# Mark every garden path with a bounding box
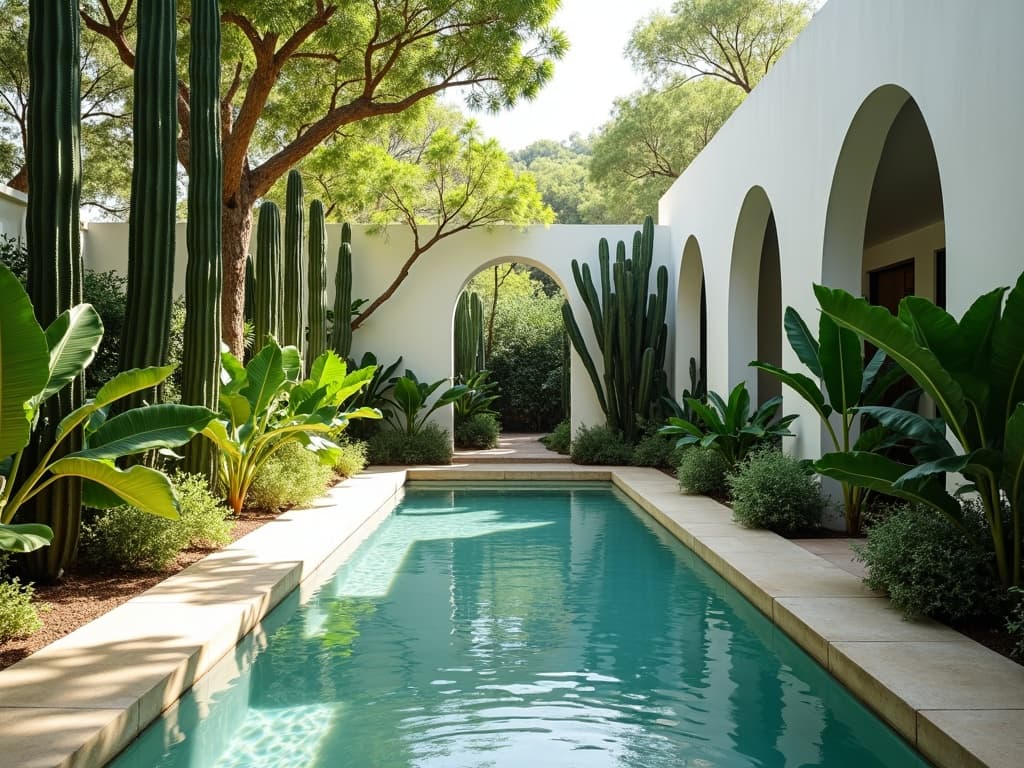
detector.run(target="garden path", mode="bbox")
[453,433,568,463]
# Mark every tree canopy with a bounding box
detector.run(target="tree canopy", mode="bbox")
[78,0,567,353]
[589,78,742,221]
[628,0,813,92]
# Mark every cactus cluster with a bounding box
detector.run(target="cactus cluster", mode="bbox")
[332,222,354,359]
[306,199,328,370]
[254,201,282,347]
[454,290,485,381]
[181,0,222,481]
[282,169,305,357]
[562,215,669,442]
[21,0,84,580]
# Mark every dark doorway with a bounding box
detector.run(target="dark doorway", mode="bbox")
[869,259,915,312]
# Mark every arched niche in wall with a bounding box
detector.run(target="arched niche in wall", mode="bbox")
[823,84,946,309]
[675,235,708,395]
[452,257,569,433]
[728,185,783,403]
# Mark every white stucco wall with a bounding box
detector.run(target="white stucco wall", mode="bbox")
[82,222,672,436]
[660,0,1024,460]
[0,184,26,240]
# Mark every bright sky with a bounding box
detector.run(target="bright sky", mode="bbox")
[460,0,671,151]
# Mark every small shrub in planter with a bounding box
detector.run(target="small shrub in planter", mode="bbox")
[247,441,335,512]
[570,424,633,465]
[541,421,570,455]
[856,501,1001,621]
[334,438,368,478]
[676,447,729,498]
[368,424,453,465]
[0,578,45,642]
[455,413,500,450]
[631,432,677,468]
[81,473,232,571]
[728,447,824,535]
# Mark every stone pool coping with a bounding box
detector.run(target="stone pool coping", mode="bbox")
[0,464,1020,767]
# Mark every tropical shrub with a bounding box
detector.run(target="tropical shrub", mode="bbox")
[160,297,187,404]
[333,438,368,478]
[343,353,402,441]
[368,424,452,465]
[660,382,797,471]
[570,425,633,465]
[0,578,44,642]
[728,447,825,535]
[453,370,500,422]
[200,339,380,513]
[814,275,1024,586]
[81,270,129,397]
[751,307,906,534]
[484,279,565,431]
[247,442,335,512]
[541,420,571,455]
[677,447,730,498]
[856,502,1001,620]
[630,431,680,469]
[0,263,215,555]
[455,413,501,450]
[382,371,466,436]
[81,473,232,571]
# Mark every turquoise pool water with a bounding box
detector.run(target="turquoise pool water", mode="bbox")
[110,484,929,767]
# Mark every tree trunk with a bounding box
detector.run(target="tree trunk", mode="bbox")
[221,196,253,357]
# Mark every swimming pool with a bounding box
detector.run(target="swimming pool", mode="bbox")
[109,483,929,767]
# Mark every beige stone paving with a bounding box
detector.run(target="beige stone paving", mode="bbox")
[3,461,1022,768]
[453,433,569,463]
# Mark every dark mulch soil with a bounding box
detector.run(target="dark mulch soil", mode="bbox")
[954,618,1019,662]
[0,507,282,671]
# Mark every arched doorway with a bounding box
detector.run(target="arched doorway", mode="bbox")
[729,186,782,402]
[824,85,946,310]
[676,235,708,397]
[452,258,569,438]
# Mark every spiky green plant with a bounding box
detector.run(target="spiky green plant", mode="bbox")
[282,169,305,357]
[454,290,485,380]
[119,0,177,408]
[306,199,328,371]
[180,0,222,481]
[253,202,281,348]
[562,216,669,442]
[332,222,353,359]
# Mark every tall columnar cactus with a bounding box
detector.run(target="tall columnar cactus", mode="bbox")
[560,329,571,420]
[562,216,669,442]
[454,290,486,380]
[119,0,177,408]
[244,255,256,325]
[21,0,83,580]
[306,199,328,371]
[181,0,222,481]
[332,222,353,359]
[254,202,282,348]
[282,169,305,357]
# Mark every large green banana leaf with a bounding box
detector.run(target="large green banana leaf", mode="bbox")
[0,264,49,459]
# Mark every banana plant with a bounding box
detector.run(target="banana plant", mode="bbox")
[453,370,500,422]
[813,276,1024,587]
[0,263,215,552]
[659,382,797,470]
[201,337,380,513]
[750,307,906,534]
[384,371,468,436]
